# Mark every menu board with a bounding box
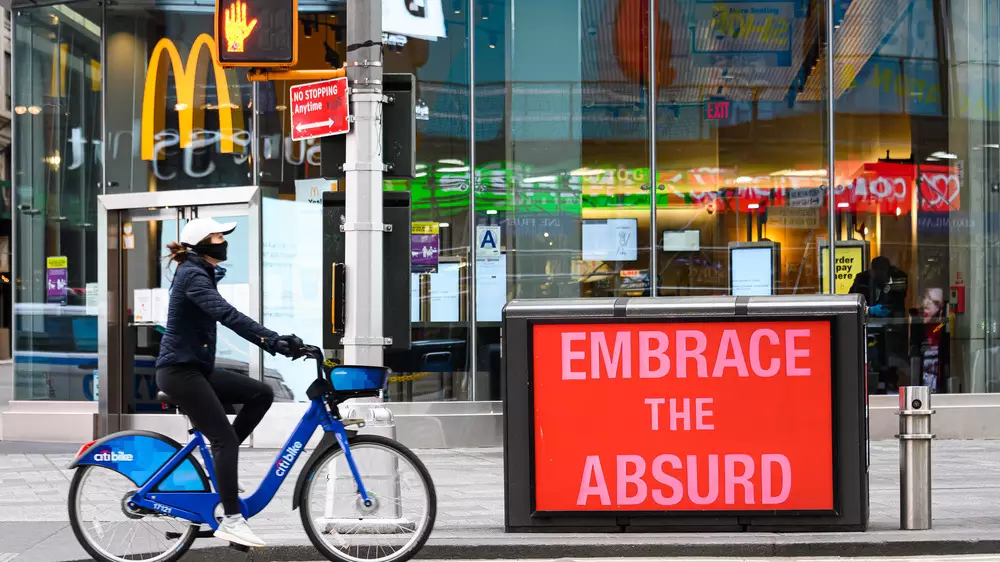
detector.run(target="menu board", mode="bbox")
[730,246,774,296]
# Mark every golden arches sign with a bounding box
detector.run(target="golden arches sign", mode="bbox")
[140,33,245,161]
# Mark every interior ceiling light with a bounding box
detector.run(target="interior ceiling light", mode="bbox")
[438,158,465,166]
[930,151,958,160]
[769,169,828,177]
[437,166,470,173]
[735,176,753,184]
[569,167,605,177]
[524,175,558,184]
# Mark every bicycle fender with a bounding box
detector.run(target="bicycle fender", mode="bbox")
[67,430,209,492]
[292,430,353,511]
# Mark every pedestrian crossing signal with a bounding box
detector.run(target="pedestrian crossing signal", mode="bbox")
[214,0,298,68]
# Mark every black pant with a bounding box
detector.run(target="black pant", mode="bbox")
[156,365,274,515]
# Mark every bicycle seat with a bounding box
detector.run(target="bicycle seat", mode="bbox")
[156,392,177,406]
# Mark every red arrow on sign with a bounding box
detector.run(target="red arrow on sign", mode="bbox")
[290,77,350,141]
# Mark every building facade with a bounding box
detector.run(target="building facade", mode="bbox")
[6,0,1000,444]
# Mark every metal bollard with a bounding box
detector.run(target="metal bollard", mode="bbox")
[320,401,414,534]
[896,386,934,530]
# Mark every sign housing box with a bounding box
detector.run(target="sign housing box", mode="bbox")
[502,295,869,532]
[322,191,411,351]
[321,74,416,179]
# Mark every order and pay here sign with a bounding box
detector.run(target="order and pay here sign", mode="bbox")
[532,320,834,512]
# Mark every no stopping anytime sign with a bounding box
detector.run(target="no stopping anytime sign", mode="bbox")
[532,320,834,512]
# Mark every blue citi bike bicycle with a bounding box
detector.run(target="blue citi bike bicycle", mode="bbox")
[66,346,437,562]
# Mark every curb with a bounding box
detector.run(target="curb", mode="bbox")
[67,538,1000,561]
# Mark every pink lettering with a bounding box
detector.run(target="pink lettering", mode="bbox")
[676,330,708,378]
[695,397,715,430]
[712,329,750,377]
[749,329,780,377]
[617,455,647,505]
[645,398,665,430]
[786,329,811,376]
[574,453,796,507]
[724,454,755,504]
[762,454,792,504]
[687,454,720,505]
[670,398,692,431]
[591,332,632,379]
[651,454,683,505]
[561,332,587,380]
[639,331,670,378]
[577,456,611,506]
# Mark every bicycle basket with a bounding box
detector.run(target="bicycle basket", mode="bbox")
[330,365,390,393]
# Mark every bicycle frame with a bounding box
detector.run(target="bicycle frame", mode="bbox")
[129,397,370,529]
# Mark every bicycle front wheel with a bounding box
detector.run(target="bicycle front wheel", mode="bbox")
[299,434,437,562]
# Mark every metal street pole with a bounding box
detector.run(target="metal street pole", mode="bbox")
[343,0,385,370]
[321,0,408,531]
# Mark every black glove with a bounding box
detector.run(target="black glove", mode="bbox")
[273,334,304,357]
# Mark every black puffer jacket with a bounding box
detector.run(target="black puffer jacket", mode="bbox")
[156,255,279,375]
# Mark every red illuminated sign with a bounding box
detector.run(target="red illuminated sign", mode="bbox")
[222,0,258,53]
[290,78,350,141]
[214,0,297,68]
[705,100,730,120]
[532,321,834,511]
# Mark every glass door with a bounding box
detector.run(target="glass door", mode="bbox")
[97,187,261,437]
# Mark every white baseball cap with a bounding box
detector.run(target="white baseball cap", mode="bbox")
[180,218,237,247]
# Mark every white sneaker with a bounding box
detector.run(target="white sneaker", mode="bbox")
[214,515,266,548]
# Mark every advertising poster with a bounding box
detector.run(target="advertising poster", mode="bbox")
[412,221,440,273]
[820,245,865,295]
[532,320,834,511]
[46,256,69,304]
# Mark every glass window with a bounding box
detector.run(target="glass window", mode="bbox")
[653,0,829,298]
[13,3,103,400]
[103,5,254,192]
[836,0,996,396]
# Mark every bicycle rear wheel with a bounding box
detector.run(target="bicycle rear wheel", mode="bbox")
[299,434,436,562]
[68,465,198,562]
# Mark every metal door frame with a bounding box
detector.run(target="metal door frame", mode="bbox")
[96,186,262,437]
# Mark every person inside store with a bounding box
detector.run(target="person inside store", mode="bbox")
[156,217,303,548]
[849,256,909,317]
[850,256,909,392]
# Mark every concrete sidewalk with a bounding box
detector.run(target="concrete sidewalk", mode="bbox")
[2,441,1000,561]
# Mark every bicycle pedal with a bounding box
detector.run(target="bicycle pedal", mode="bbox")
[228,542,252,552]
[165,529,218,540]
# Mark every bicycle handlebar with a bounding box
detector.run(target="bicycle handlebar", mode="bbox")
[295,345,327,379]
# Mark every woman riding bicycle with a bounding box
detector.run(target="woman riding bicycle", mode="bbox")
[156,217,302,548]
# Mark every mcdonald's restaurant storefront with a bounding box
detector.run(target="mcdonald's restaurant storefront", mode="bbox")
[9,0,1000,444]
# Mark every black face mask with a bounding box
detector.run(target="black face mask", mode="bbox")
[194,240,228,262]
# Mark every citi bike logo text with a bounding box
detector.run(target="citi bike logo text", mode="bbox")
[275,442,304,477]
[93,449,134,462]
